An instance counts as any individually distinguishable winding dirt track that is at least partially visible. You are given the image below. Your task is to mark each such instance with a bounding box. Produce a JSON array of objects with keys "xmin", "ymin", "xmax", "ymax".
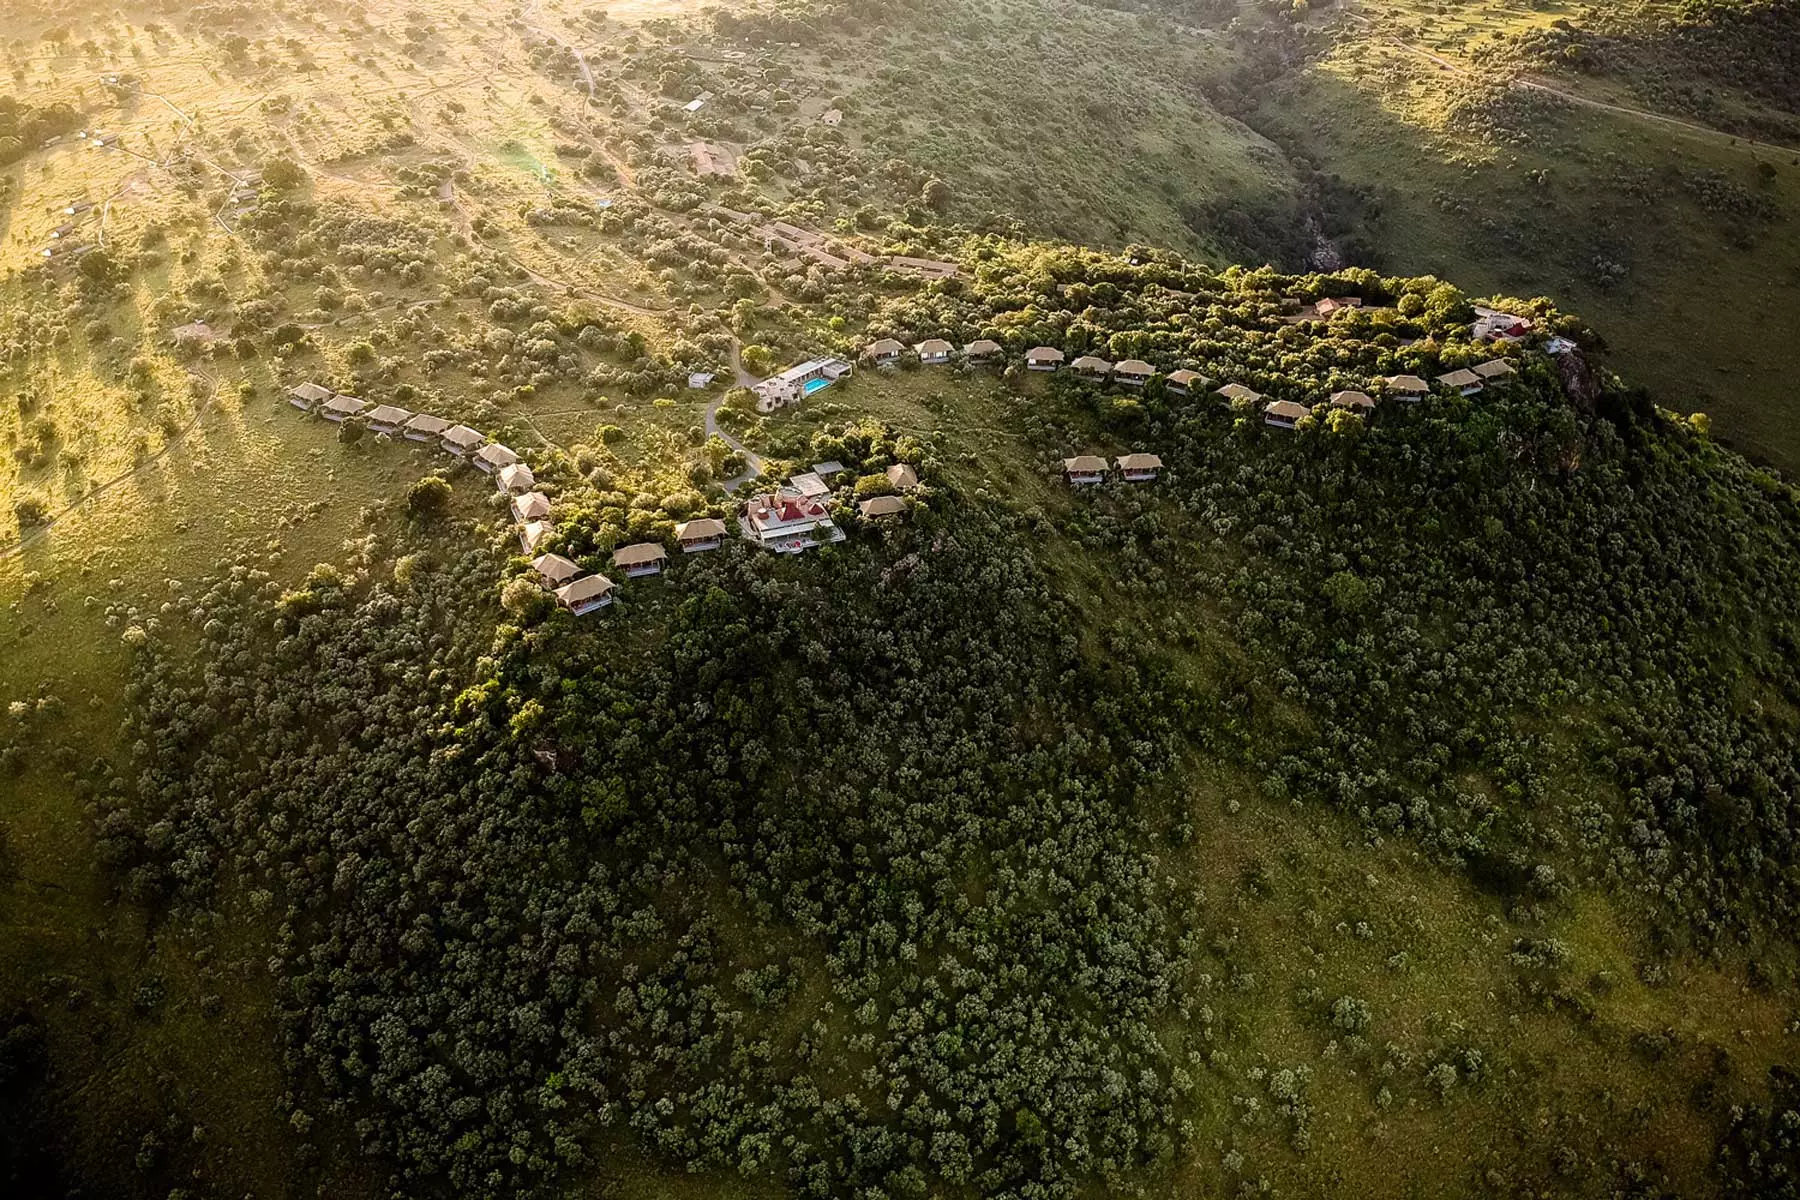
[
  {"xmin": 703, "ymin": 341, "xmax": 767, "ymax": 493},
  {"xmin": 1344, "ymin": 9, "xmax": 1799, "ymax": 157}
]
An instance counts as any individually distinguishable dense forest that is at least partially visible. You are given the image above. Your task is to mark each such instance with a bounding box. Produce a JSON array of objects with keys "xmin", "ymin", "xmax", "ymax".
[{"xmin": 96, "ymin": 502, "xmax": 1197, "ymax": 1197}]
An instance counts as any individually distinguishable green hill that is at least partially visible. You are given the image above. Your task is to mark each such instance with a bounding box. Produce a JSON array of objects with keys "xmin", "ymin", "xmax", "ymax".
[{"xmin": 0, "ymin": 2, "xmax": 1797, "ymax": 1198}]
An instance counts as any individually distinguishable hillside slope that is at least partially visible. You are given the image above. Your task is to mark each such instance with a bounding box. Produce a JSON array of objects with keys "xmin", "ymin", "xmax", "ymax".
[{"xmin": 0, "ymin": 2, "xmax": 1796, "ymax": 1198}]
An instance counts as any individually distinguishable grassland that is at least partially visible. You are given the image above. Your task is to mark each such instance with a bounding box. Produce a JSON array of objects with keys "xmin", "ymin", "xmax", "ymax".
[{"xmin": 0, "ymin": 0, "xmax": 1795, "ymax": 1196}]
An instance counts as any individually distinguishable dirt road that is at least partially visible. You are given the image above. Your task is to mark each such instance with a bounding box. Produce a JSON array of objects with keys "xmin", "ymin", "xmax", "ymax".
[{"xmin": 1344, "ymin": 10, "xmax": 1798, "ymax": 158}]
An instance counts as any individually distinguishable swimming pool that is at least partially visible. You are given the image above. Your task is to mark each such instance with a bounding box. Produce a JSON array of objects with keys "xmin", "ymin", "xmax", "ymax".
[{"xmin": 803, "ymin": 377, "xmax": 833, "ymax": 395}]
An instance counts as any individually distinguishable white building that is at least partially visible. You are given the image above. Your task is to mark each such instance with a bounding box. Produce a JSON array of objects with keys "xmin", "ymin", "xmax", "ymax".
[
  {"xmin": 739, "ymin": 489, "xmax": 846, "ymax": 554},
  {"xmin": 753, "ymin": 357, "xmax": 854, "ymax": 413}
]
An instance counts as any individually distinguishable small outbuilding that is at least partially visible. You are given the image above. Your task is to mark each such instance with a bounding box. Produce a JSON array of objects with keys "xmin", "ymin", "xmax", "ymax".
[
  {"xmin": 1025, "ymin": 347, "xmax": 1065, "ymax": 372},
  {"xmin": 1313, "ymin": 297, "xmax": 1364, "ymax": 318},
  {"xmin": 1166, "ymin": 369, "xmax": 1208, "ymax": 396},
  {"xmin": 365, "ymin": 404, "xmax": 414, "ymax": 434},
  {"xmin": 1112, "ymin": 360, "xmax": 1156, "ymax": 388},
  {"xmin": 497, "ymin": 462, "xmax": 537, "ymax": 494},
  {"xmin": 788, "ymin": 471, "xmax": 830, "ymax": 499},
  {"xmin": 676, "ymin": 518, "xmax": 727, "ymax": 552},
  {"xmin": 859, "ymin": 495, "xmax": 908, "ymax": 521},
  {"xmin": 1473, "ymin": 359, "xmax": 1517, "ymax": 383},
  {"xmin": 442, "ymin": 425, "xmax": 486, "ymax": 457},
  {"xmin": 474, "ymin": 443, "xmax": 519, "ymax": 474},
  {"xmin": 321, "ymin": 394, "xmax": 368, "ymax": 422},
  {"xmin": 613, "ymin": 542, "xmax": 669, "ymax": 578},
  {"xmin": 1115, "ymin": 453, "xmax": 1163, "ymax": 482},
  {"xmin": 1263, "ymin": 399, "xmax": 1313, "ymax": 430},
  {"xmin": 1383, "ymin": 375, "xmax": 1431, "ymax": 403},
  {"xmin": 532, "ymin": 553, "xmax": 582, "ymax": 586},
  {"xmin": 1329, "ymin": 390, "xmax": 1375, "ymax": 412},
  {"xmin": 288, "ymin": 381, "xmax": 332, "ymax": 411},
  {"xmin": 964, "ymin": 339, "xmax": 1002, "ymax": 363},
  {"xmin": 1437, "ymin": 369, "xmax": 1484, "ymax": 396},
  {"xmin": 1217, "ymin": 382, "xmax": 1264, "ymax": 405},
  {"xmin": 519, "ymin": 521, "xmax": 555, "ymax": 554},
  {"xmin": 555, "ymin": 574, "xmax": 616, "ymax": 615},
  {"xmin": 1071, "ymin": 355, "xmax": 1113, "ymax": 379},
  {"xmin": 511, "ymin": 491, "xmax": 552, "ymax": 523},
  {"xmin": 404, "ymin": 413, "xmax": 452, "ymax": 442},
  {"xmin": 1063, "ymin": 455, "xmax": 1108, "ymax": 486},
  {"xmin": 171, "ymin": 321, "xmax": 216, "ymax": 347},
  {"xmin": 914, "ymin": 338, "xmax": 954, "ymax": 365},
  {"xmin": 885, "ymin": 463, "xmax": 919, "ymax": 491},
  {"xmin": 864, "ymin": 338, "xmax": 906, "ymax": 364}
]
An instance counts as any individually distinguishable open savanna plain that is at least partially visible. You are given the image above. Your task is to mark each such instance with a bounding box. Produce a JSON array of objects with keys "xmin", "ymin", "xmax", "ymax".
[{"xmin": 0, "ymin": 1, "xmax": 1796, "ymax": 1198}]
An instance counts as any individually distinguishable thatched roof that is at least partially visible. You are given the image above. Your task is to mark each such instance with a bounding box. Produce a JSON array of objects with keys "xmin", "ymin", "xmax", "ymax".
[
  {"xmin": 288, "ymin": 381, "xmax": 332, "ymax": 404},
  {"xmin": 497, "ymin": 463, "xmax": 537, "ymax": 492},
  {"xmin": 556, "ymin": 575, "xmax": 615, "ymax": 605},
  {"xmin": 612, "ymin": 542, "xmax": 669, "ymax": 568},
  {"xmin": 677, "ymin": 518, "xmax": 727, "ymax": 540},
  {"xmin": 512, "ymin": 492, "xmax": 552, "ymax": 521},
  {"xmin": 323, "ymin": 395, "xmax": 368, "ymax": 416},
  {"xmin": 366, "ymin": 404, "xmax": 414, "ymax": 425},
  {"xmin": 532, "ymin": 553, "xmax": 582, "ymax": 585}
]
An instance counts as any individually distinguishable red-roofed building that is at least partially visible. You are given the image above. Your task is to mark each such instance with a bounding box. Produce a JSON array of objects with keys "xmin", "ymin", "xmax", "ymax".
[{"xmin": 740, "ymin": 489, "xmax": 847, "ymax": 554}]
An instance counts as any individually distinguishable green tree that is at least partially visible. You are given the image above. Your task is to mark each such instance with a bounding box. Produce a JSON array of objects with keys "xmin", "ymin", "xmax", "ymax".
[{"xmin": 406, "ymin": 475, "xmax": 453, "ymax": 522}]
